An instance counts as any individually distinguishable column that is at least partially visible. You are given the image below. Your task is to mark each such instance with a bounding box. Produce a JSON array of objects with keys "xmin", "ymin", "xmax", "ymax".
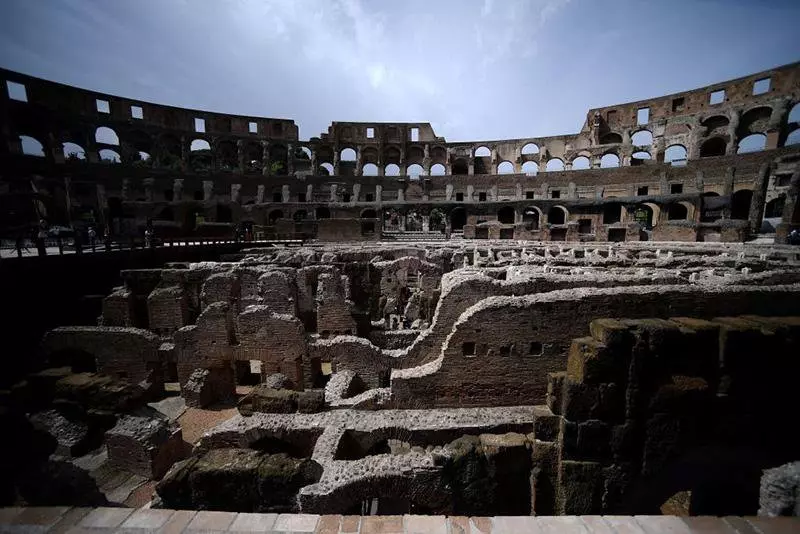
[
  {"xmin": 725, "ymin": 111, "xmax": 741, "ymax": 155},
  {"xmin": 180, "ymin": 135, "xmax": 189, "ymax": 171},
  {"xmin": 287, "ymin": 142, "xmax": 295, "ymax": 175},
  {"xmin": 236, "ymin": 139, "xmax": 245, "ymax": 173},
  {"xmin": 748, "ymin": 163, "xmax": 771, "ymax": 235},
  {"xmin": 262, "ymin": 140, "xmax": 270, "ymax": 176},
  {"xmin": 355, "ymin": 146, "xmax": 363, "ymax": 176},
  {"xmin": 333, "ymin": 149, "xmax": 340, "ymax": 175}
]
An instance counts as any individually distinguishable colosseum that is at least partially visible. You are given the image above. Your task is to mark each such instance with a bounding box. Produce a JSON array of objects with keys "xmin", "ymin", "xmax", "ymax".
[{"xmin": 1, "ymin": 60, "xmax": 799, "ymax": 532}]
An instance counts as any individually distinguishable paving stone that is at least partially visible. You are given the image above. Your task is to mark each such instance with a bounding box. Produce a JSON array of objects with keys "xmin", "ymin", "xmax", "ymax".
[
  {"xmin": 406, "ymin": 514, "xmax": 448, "ymax": 534},
  {"xmin": 78, "ymin": 507, "xmax": 134, "ymax": 528},
  {"xmin": 537, "ymin": 516, "xmax": 587, "ymax": 533},
  {"xmin": 470, "ymin": 517, "xmax": 493, "ymax": 534},
  {"xmin": 185, "ymin": 510, "xmax": 237, "ymax": 531},
  {"xmin": 447, "ymin": 516, "xmax": 470, "ymax": 534},
  {"xmin": 579, "ymin": 516, "xmax": 617, "ymax": 534},
  {"xmin": 273, "ymin": 513, "xmax": 320, "ymax": 533},
  {"xmin": 11, "ymin": 507, "xmax": 68, "ymax": 527},
  {"xmin": 744, "ymin": 517, "xmax": 800, "ymax": 534},
  {"xmin": 680, "ymin": 516, "xmax": 739, "ymax": 533},
  {"xmin": 340, "ymin": 515, "xmax": 361, "ymax": 533},
  {"xmin": 0, "ymin": 510, "xmax": 22, "ymax": 524},
  {"xmin": 361, "ymin": 515, "xmax": 404, "ymax": 534},
  {"xmin": 603, "ymin": 516, "xmax": 647, "ymax": 534},
  {"xmin": 635, "ymin": 515, "xmax": 692, "ymax": 534},
  {"xmin": 315, "ymin": 514, "xmax": 342, "ymax": 534},
  {"xmin": 229, "ymin": 512, "xmax": 278, "ymax": 532},
  {"xmin": 120, "ymin": 508, "xmax": 175, "ymax": 529},
  {"xmin": 47, "ymin": 507, "xmax": 93, "ymax": 534},
  {"xmin": 492, "ymin": 516, "xmax": 539, "ymax": 534},
  {"xmin": 158, "ymin": 510, "xmax": 196, "ymax": 534}
]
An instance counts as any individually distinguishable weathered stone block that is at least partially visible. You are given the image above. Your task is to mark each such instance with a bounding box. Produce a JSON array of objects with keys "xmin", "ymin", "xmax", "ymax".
[{"xmin": 105, "ymin": 415, "xmax": 187, "ymax": 479}]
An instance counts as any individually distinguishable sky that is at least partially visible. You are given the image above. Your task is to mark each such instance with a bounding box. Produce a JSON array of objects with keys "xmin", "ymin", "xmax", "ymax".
[{"xmin": 1, "ymin": 0, "xmax": 799, "ymax": 143}]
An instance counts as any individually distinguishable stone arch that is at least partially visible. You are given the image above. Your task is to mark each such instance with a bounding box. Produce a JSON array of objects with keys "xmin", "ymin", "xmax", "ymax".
[
  {"xmin": 545, "ymin": 158, "xmax": 564, "ymax": 172},
  {"xmin": 452, "ymin": 159, "xmax": 468, "ymax": 175},
  {"xmin": 631, "ymin": 130, "xmax": 653, "ymax": 146},
  {"xmin": 269, "ymin": 144, "xmax": 289, "ymax": 175},
  {"xmin": 700, "ymin": 137, "xmax": 726, "ymax": 158},
  {"xmin": 548, "ymin": 205, "xmax": 568, "ymax": 225},
  {"xmin": 497, "ymin": 161, "xmax": 514, "ymax": 174},
  {"xmin": 633, "ymin": 203, "xmax": 658, "ymax": 228},
  {"xmin": 18, "ymin": 135, "xmax": 44, "ymax": 157},
  {"xmin": 600, "ymin": 153, "xmax": 620, "ymax": 168},
  {"xmin": 430, "ymin": 163, "xmax": 446, "ymax": 175},
  {"xmin": 406, "ymin": 164, "xmax": 424, "ymax": 178},
  {"xmin": 522, "ymin": 161, "xmax": 539, "ymax": 175},
  {"xmin": 62, "ymin": 141, "xmax": 86, "ymax": 160},
  {"xmin": 731, "ymin": 189, "xmax": 753, "ymax": 220},
  {"xmin": 406, "ymin": 146, "xmax": 425, "ymax": 165},
  {"xmin": 571, "ymin": 156, "xmax": 590, "ymax": 170},
  {"xmin": 631, "ymin": 151, "xmax": 651, "ymax": 165},
  {"xmin": 319, "ymin": 162, "xmax": 334, "ymax": 175},
  {"xmin": 736, "ymin": 134, "xmax": 766, "ymax": 154},
  {"xmin": 522, "ymin": 206, "xmax": 541, "ymax": 229},
  {"xmin": 216, "ymin": 139, "xmax": 237, "ymax": 170},
  {"xmin": 99, "ymin": 149, "xmax": 121, "ymax": 163},
  {"xmin": 665, "ymin": 144, "xmax": 688, "ymax": 166},
  {"xmin": 785, "ymin": 129, "xmax": 800, "ymax": 147},
  {"xmin": 340, "ymin": 148, "xmax": 356, "ymax": 161},
  {"xmin": 521, "ymin": 143, "xmax": 539, "ymax": 155},
  {"xmin": 95, "ymin": 126, "xmax": 119, "ymax": 146},
  {"xmin": 738, "ymin": 106, "xmax": 772, "ymax": 136},
  {"xmin": 383, "ymin": 146, "xmax": 402, "ymax": 165},
  {"xmin": 789, "ymin": 102, "xmax": 800, "ymax": 124},
  {"xmin": 702, "ymin": 115, "xmax": 730, "ymax": 133},
  {"xmin": 600, "ymin": 132, "xmax": 623, "ymax": 144},
  {"xmin": 764, "ymin": 195, "xmax": 785, "ymax": 219},
  {"xmin": 385, "ymin": 163, "xmax": 400, "ymax": 176},
  {"xmin": 362, "ymin": 163, "xmax": 379, "ymax": 176},
  {"xmin": 474, "ymin": 146, "xmax": 490, "ymax": 157},
  {"xmin": 450, "ymin": 207, "xmax": 467, "ymax": 231},
  {"xmin": 430, "ymin": 145, "xmax": 447, "ymax": 165},
  {"xmin": 667, "ymin": 202, "xmax": 689, "ymax": 221},
  {"xmin": 497, "ymin": 206, "xmax": 515, "ymax": 224}
]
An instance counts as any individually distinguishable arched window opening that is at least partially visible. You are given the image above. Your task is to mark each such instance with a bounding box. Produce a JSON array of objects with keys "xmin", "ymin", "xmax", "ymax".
[
  {"xmin": 785, "ymin": 129, "xmax": 800, "ymax": 147},
  {"xmin": 546, "ymin": 159, "xmax": 564, "ymax": 172},
  {"xmin": 450, "ymin": 208, "xmax": 467, "ymax": 231},
  {"xmin": 665, "ymin": 145, "xmax": 688, "ymax": 166},
  {"xmin": 633, "ymin": 205, "xmax": 654, "ymax": 228},
  {"xmin": 631, "ymin": 151, "xmax": 651, "ymax": 166},
  {"xmin": 474, "ymin": 146, "xmax": 490, "ymax": 157},
  {"xmin": 138, "ymin": 151, "xmax": 151, "ymax": 161},
  {"xmin": 731, "ymin": 190, "xmax": 753, "ymax": 220},
  {"xmin": 406, "ymin": 164, "xmax": 424, "ymax": 178},
  {"xmin": 521, "ymin": 143, "xmax": 539, "ymax": 155},
  {"xmin": 190, "ymin": 139, "xmax": 212, "ymax": 172},
  {"xmin": 600, "ymin": 133, "xmax": 623, "ymax": 144},
  {"xmin": 243, "ymin": 142, "xmax": 263, "ymax": 173},
  {"xmin": 737, "ymin": 134, "xmax": 766, "ymax": 154},
  {"xmin": 764, "ymin": 196, "xmax": 785, "ymax": 219},
  {"xmin": 63, "ymin": 142, "xmax": 86, "ymax": 160},
  {"xmin": 319, "ymin": 162, "xmax": 334, "ymax": 176},
  {"xmin": 217, "ymin": 141, "xmax": 237, "ymax": 171},
  {"xmin": 497, "ymin": 161, "xmax": 514, "ymax": 174},
  {"xmin": 362, "ymin": 163, "xmax": 379, "ymax": 176},
  {"xmin": 631, "ymin": 130, "xmax": 653, "ymax": 146},
  {"xmin": 299, "ymin": 147, "xmax": 312, "ymax": 159},
  {"xmin": 700, "ymin": 137, "xmax": 726, "ymax": 158},
  {"xmin": 600, "ymin": 153, "xmax": 620, "ymax": 168},
  {"xmin": 452, "ymin": 159, "xmax": 468, "ymax": 175},
  {"xmin": 20, "ymin": 135, "xmax": 45, "ymax": 157},
  {"xmin": 522, "ymin": 208, "xmax": 540, "ymax": 229},
  {"xmin": 739, "ymin": 107, "xmax": 772, "ymax": 136},
  {"xmin": 603, "ymin": 204, "xmax": 622, "ymax": 224},
  {"xmin": 315, "ymin": 207, "xmax": 331, "ymax": 219},
  {"xmin": 99, "ymin": 149, "xmax": 121, "ymax": 163},
  {"xmin": 668, "ymin": 203, "xmax": 688, "ymax": 220},
  {"xmin": 571, "ymin": 156, "xmax": 590, "ymax": 170},
  {"xmin": 340, "ymin": 148, "xmax": 356, "ymax": 161},
  {"xmin": 548, "ymin": 206, "xmax": 566, "ymax": 225},
  {"xmin": 95, "ymin": 126, "xmax": 119, "ymax": 146},
  {"xmin": 497, "ymin": 206, "xmax": 515, "ymax": 224},
  {"xmin": 430, "ymin": 163, "xmax": 446, "ymax": 175},
  {"xmin": 190, "ymin": 139, "xmax": 211, "ymax": 151},
  {"xmin": 702, "ymin": 115, "xmax": 730, "ymax": 131},
  {"xmin": 269, "ymin": 144, "xmax": 289, "ymax": 175},
  {"xmin": 385, "ymin": 164, "xmax": 400, "ymax": 176},
  {"xmin": 522, "ymin": 161, "xmax": 539, "ymax": 175},
  {"xmin": 268, "ymin": 210, "xmax": 283, "ymax": 224},
  {"xmin": 788, "ymin": 103, "xmax": 800, "ymax": 124}
]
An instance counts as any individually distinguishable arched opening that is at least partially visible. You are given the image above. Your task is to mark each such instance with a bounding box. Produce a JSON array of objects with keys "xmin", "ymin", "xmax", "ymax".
[
  {"xmin": 521, "ymin": 143, "xmax": 539, "ymax": 155},
  {"xmin": 452, "ymin": 159, "xmax": 468, "ymax": 175},
  {"xmin": 138, "ymin": 151, "xmax": 151, "ymax": 162},
  {"xmin": 521, "ymin": 161, "xmax": 539, "ymax": 175},
  {"xmin": 600, "ymin": 133, "xmax": 623, "ymax": 144},
  {"xmin": 571, "ymin": 156, "xmax": 590, "ymax": 170},
  {"xmin": 665, "ymin": 145, "xmax": 688, "ymax": 166},
  {"xmin": 48, "ymin": 349, "xmax": 97, "ymax": 373},
  {"xmin": 20, "ymin": 135, "xmax": 45, "ymax": 157},
  {"xmin": 340, "ymin": 148, "xmax": 356, "ymax": 161},
  {"xmin": 269, "ymin": 144, "xmax": 289, "ymax": 175},
  {"xmin": 315, "ymin": 207, "xmax": 331, "ymax": 219},
  {"xmin": 632, "ymin": 205, "xmax": 654, "ymax": 229},
  {"xmin": 268, "ymin": 210, "xmax": 284, "ymax": 224},
  {"xmin": 319, "ymin": 162, "xmax": 334, "ymax": 176},
  {"xmin": 789, "ymin": 103, "xmax": 800, "ymax": 124},
  {"xmin": 497, "ymin": 206, "xmax": 515, "ymax": 224},
  {"xmin": 548, "ymin": 206, "xmax": 567, "ymax": 225},
  {"xmin": 522, "ymin": 207, "xmax": 540, "ymax": 229},
  {"xmin": 430, "ymin": 163, "xmax": 446, "ymax": 175},
  {"xmin": 299, "ymin": 146, "xmax": 312, "ymax": 159},
  {"xmin": 497, "ymin": 161, "xmax": 514, "ymax": 174},
  {"xmin": 731, "ymin": 190, "xmax": 753, "ymax": 220},
  {"xmin": 600, "ymin": 153, "xmax": 620, "ymax": 168},
  {"xmin": 216, "ymin": 140, "xmax": 237, "ymax": 171},
  {"xmin": 785, "ymin": 129, "xmax": 800, "ymax": 146},
  {"xmin": 546, "ymin": 159, "xmax": 564, "ymax": 172},
  {"xmin": 668, "ymin": 203, "xmax": 688, "ymax": 220},
  {"xmin": 737, "ymin": 134, "xmax": 766, "ymax": 154},
  {"xmin": 450, "ymin": 208, "xmax": 467, "ymax": 231},
  {"xmin": 189, "ymin": 139, "xmax": 212, "ymax": 171},
  {"xmin": 474, "ymin": 146, "xmax": 490, "ymax": 157},
  {"xmin": 63, "ymin": 142, "xmax": 86, "ymax": 161},
  {"xmin": 700, "ymin": 192, "xmax": 723, "ymax": 223},
  {"xmin": 764, "ymin": 195, "xmax": 785, "ymax": 219},
  {"xmin": 702, "ymin": 115, "xmax": 730, "ymax": 132},
  {"xmin": 95, "ymin": 126, "xmax": 119, "ymax": 146},
  {"xmin": 360, "ymin": 208, "xmax": 377, "ymax": 235},
  {"xmin": 406, "ymin": 164, "xmax": 424, "ymax": 178},
  {"xmin": 385, "ymin": 164, "xmax": 400, "ymax": 176},
  {"xmin": 631, "ymin": 130, "xmax": 653, "ymax": 146},
  {"xmin": 603, "ymin": 204, "xmax": 622, "ymax": 224},
  {"xmin": 293, "ymin": 210, "xmax": 308, "ymax": 222},
  {"xmin": 700, "ymin": 137, "xmax": 726, "ymax": 158},
  {"xmin": 98, "ymin": 149, "xmax": 121, "ymax": 163},
  {"xmin": 631, "ymin": 151, "xmax": 651, "ymax": 166},
  {"xmin": 244, "ymin": 142, "xmax": 263, "ymax": 173},
  {"xmin": 362, "ymin": 163, "xmax": 379, "ymax": 176},
  {"xmin": 739, "ymin": 107, "xmax": 772, "ymax": 137}
]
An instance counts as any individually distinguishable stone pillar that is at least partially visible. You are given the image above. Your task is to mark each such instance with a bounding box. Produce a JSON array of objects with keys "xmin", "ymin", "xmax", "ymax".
[
  {"xmin": 422, "ymin": 215, "xmax": 430, "ymax": 232},
  {"xmin": 256, "ymin": 185, "xmax": 265, "ymax": 204},
  {"xmin": 143, "ymin": 178, "xmax": 155, "ymax": 202},
  {"xmin": 466, "ymin": 184, "xmax": 474, "ymax": 202},
  {"xmin": 333, "ymin": 150, "xmax": 340, "ymax": 176},
  {"xmin": 173, "ymin": 179, "xmax": 183, "ymax": 201},
  {"xmin": 306, "ymin": 184, "xmax": 313, "ymax": 203},
  {"xmin": 49, "ymin": 134, "xmax": 65, "ymax": 164},
  {"xmin": 375, "ymin": 184, "xmax": 383, "ymax": 203},
  {"xmin": 121, "ymin": 179, "xmax": 130, "ymax": 201},
  {"xmin": 352, "ymin": 183, "xmax": 361, "ymax": 203},
  {"xmin": 398, "ymin": 188, "xmax": 405, "ymax": 202},
  {"xmin": 330, "ymin": 183, "xmax": 338, "ymax": 202},
  {"xmin": 468, "ymin": 161, "xmax": 475, "ymax": 175},
  {"xmin": 766, "ymin": 99, "xmax": 789, "ymax": 150},
  {"xmin": 180, "ymin": 136, "xmax": 189, "ymax": 171},
  {"xmin": 262, "ymin": 141, "xmax": 270, "ymax": 176},
  {"xmin": 355, "ymin": 146, "xmax": 363, "ymax": 176},
  {"xmin": 310, "ymin": 153, "xmax": 317, "ymax": 175},
  {"xmin": 748, "ymin": 163, "xmax": 771, "ymax": 235},
  {"xmin": 202, "ymin": 180, "xmax": 213, "ymax": 202},
  {"xmin": 231, "ymin": 184, "xmax": 241, "ymax": 204},
  {"xmin": 282, "ymin": 184, "xmax": 290, "ymax": 203},
  {"xmin": 236, "ymin": 139, "xmax": 245, "ymax": 173},
  {"xmin": 287, "ymin": 142, "xmax": 295, "ymax": 175},
  {"xmin": 726, "ymin": 111, "xmax": 741, "ymax": 155}
]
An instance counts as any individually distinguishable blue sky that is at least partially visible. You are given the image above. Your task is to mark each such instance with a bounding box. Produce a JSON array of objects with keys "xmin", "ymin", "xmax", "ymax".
[{"xmin": 1, "ymin": 0, "xmax": 798, "ymax": 142}]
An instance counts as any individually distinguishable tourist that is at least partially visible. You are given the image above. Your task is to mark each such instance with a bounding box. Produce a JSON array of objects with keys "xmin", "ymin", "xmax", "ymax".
[
  {"xmin": 35, "ymin": 219, "xmax": 48, "ymax": 256},
  {"xmin": 789, "ymin": 228, "xmax": 800, "ymax": 246},
  {"xmin": 87, "ymin": 226, "xmax": 97, "ymax": 252}
]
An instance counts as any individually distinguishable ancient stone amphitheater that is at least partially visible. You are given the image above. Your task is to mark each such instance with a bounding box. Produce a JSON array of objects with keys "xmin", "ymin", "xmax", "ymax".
[{"xmin": 1, "ymin": 63, "xmax": 799, "ymax": 532}]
